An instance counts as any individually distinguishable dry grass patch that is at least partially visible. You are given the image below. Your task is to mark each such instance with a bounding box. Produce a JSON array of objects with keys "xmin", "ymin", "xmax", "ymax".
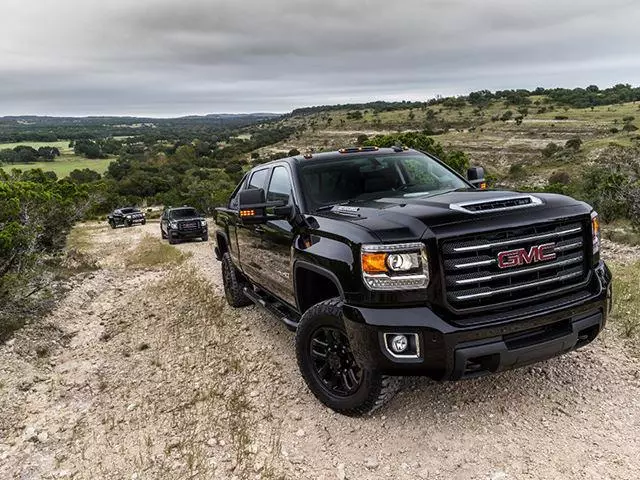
[
  {"xmin": 611, "ymin": 261, "xmax": 640, "ymax": 342},
  {"xmin": 125, "ymin": 235, "xmax": 191, "ymax": 269}
]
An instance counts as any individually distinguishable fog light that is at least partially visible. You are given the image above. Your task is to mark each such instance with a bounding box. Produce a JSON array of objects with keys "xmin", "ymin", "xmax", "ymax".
[{"xmin": 390, "ymin": 335, "xmax": 408, "ymax": 353}]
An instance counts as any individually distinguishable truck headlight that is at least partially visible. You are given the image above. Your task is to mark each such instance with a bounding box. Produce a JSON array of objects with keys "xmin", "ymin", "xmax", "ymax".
[
  {"xmin": 169, "ymin": 221, "xmax": 178, "ymax": 229},
  {"xmin": 201, "ymin": 219, "xmax": 207, "ymax": 227},
  {"xmin": 591, "ymin": 211, "xmax": 600, "ymax": 254},
  {"xmin": 361, "ymin": 243, "xmax": 429, "ymax": 291},
  {"xmin": 126, "ymin": 215, "xmax": 132, "ymax": 219}
]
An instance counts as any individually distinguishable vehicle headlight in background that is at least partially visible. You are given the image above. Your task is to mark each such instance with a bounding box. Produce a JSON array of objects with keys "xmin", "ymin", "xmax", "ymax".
[
  {"xmin": 201, "ymin": 219, "xmax": 208, "ymax": 227},
  {"xmin": 169, "ymin": 221, "xmax": 178, "ymax": 229},
  {"xmin": 591, "ymin": 211, "xmax": 600, "ymax": 254},
  {"xmin": 361, "ymin": 243, "xmax": 429, "ymax": 291},
  {"xmin": 126, "ymin": 215, "xmax": 132, "ymax": 219}
]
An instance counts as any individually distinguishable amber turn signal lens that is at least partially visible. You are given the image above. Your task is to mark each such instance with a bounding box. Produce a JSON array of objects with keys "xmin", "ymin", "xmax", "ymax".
[
  {"xmin": 361, "ymin": 252, "xmax": 388, "ymax": 274},
  {"xmin": 591, "ymin": 215, "xmax": 600, "ymax": 236},
  {"xmin": 240, "ymin": 209, "xmax": 255, "ymax": 217},
  {"xmin": 479, "ymin": 182, "xmax": 487, "ymax": 190}
]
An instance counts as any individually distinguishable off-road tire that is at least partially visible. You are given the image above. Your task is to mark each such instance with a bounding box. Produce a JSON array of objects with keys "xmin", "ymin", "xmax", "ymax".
[
  {"xmin": 168, "ymin": 230, "xmax": 178, "ymax": 244},
  {"xmin": 161, "ymin": 228, "xmax": 167, "ymax": 239},
  {"xmin": 295, "ymin": 297, "xmax": 400, "ymax": 416},
  {"xmin": 202, "ymin": 233, "xmax": 209, "ymax": 242},
  {"xmin": 142, "ymin": 219, "xmax": 146, "ymax": 225},
  {"xmin": 125, "ymin": 219, "xmax": 133, "ymax": 227},
  {"xmin": 221, "ymin": 252, "xmax": 252, "ymax": 307},
  {"xmin": 109, "ymin": 220, "xmax": 116, "ymax": 229}
]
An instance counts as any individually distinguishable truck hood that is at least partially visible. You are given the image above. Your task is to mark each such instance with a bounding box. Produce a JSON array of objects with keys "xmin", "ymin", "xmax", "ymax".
[{"xmin": 314, "ymin": 189, "xmax": 591, "ymax": 242}]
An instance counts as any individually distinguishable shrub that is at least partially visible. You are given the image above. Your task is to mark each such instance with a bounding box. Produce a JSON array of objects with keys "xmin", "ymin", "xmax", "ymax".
[
  {"xmin": 548, "ymin": 171, "xmax": 571, "ymax": 185},
  {"xmin": 542, "ymin": 142, "xmax": 561, "ymax": 158},
  {"xmin": 508, "ymin": 164, "xmax": 526, "ymax": 180},
  {"xmin": 565, "ymin": 137, "xmax": 582, "ymax": 151}
]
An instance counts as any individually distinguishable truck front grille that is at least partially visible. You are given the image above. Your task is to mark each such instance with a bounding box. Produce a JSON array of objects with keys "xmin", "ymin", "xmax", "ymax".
[
  {"xmin": 441, "ymin": 221, "xmax": 589, "ymax": 312},
  {"xmin": 179, "ymin": 221, "xmax": 200, "ymax": 231}
]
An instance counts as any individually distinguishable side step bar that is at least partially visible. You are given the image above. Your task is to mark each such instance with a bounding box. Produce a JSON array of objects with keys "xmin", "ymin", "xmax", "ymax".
[{"xmin": 242, "ymin": 286, "xmax": 299, "ymax": 331}]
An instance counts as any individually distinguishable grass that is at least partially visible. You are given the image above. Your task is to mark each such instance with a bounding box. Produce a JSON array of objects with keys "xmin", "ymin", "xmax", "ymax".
[
  {"xmin": 611, "ymin": 261, "xmax": 640, "ymax": 341},
  {"xmin": 0, "ymin": 140, "xmax": 113, "ymax": 177},
  {"xmin": 4, "ymin": 156, "xmax": 113, "ymax": 177},
  {"xmin": 0, "ymin": 140, "xmax": 72, "ymax": 153},
  {"xmin": 124, "ymin": 235, "xmax": 191, "ymax": 269}
]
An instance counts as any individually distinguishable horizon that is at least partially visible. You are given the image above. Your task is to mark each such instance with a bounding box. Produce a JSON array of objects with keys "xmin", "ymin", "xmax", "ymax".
[{"xmin": 2, "ymin": 81, "xmax": 638, "ymax": 119}]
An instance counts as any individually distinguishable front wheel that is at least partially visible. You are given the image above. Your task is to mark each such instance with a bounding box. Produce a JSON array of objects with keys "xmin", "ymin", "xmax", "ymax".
[
  {"xmin": 221, "ymin": 253, "xmax": 252, "ymax": 307},
  {"xmin": 202, "ymin": 233, "xmax": 209, "ymax": 242},
  {"xmin": 295, "ymin": 298, "xmax": 400, "ymax": 416},
  {"xmin": 109, "ymin": 220, "xmax": 116, "ymax": 229},
  {"xmin": 125, "ymin": 219, "xmax": 132, "ymax": 227}
]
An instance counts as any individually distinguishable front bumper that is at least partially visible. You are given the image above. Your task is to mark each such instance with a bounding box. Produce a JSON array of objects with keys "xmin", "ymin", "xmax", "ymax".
[
  {"xmin": 343, "ymin": 262, "xmax": 612, "ymax": 380},
  {"xmin": 170, "ymin": 227, "xmax": 207, "ymax": 239}
]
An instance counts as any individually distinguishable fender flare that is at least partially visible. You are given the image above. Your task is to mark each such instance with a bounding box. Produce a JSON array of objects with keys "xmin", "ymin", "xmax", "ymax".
[{"xmin": 293, "ymin": 260, "xmax": 345, "ymax": 311}]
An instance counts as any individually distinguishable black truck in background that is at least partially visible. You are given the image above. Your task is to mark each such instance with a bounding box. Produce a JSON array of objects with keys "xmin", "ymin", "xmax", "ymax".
[{"xmin": 214, "ymin": 146, "xmax": 612, "ymax": 415}]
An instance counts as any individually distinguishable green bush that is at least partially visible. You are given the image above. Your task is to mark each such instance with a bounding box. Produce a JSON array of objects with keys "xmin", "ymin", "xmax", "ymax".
[{"xmin": 0, "ymin": 169, "xmax": 93, "ymax": 339}]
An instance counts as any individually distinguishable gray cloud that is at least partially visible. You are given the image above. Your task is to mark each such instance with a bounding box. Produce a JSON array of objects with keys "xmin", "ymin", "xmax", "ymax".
[{"xmin": 1, "ymin": 0, "xmax": 639, "ymax": 115}]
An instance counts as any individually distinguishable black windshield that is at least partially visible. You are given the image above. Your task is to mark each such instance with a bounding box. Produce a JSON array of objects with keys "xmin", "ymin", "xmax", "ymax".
[
  {"xmin": 170, "ymin": 208, "xmax": 198, "ymax": 219},
  {"xmin": 299, "ymin": 153, "xmax": 468, "ymax": 211}
]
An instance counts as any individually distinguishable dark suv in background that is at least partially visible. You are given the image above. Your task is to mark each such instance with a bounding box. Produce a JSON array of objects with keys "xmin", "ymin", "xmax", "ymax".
[{"xmin": 161, "ymin": 206, "xmax": 208, "ymax": 244}]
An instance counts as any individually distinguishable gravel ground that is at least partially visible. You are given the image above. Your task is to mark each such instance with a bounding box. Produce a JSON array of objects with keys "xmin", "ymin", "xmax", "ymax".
[{"xmin": 1, "ymin": 221, "xmax": 639, "ymax": 480}]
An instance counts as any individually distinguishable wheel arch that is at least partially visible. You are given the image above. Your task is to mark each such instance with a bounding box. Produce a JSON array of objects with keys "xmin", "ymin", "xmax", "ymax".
[
  {"xmin": 294, "ymin": 261, "xmax": 345, "ymax": 314},
  {"xmin": 215, "ymin": 231, "xmax": 229, "ymax": 261}
]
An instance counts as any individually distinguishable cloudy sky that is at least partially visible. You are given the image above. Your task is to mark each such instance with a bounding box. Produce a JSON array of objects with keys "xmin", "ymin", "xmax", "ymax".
[{"xmin": 2, "ymin": 0, "xmax": 640, "ymax": 116}]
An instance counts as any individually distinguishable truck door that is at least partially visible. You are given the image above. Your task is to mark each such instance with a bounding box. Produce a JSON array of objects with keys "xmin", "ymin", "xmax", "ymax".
[
  {"xmin": 236, "ymin": 167, "xmax": 271, "ymax": 285},
  {"xmin": 260, "ymin": 165, "xmax": 297, "ymax": 308}
]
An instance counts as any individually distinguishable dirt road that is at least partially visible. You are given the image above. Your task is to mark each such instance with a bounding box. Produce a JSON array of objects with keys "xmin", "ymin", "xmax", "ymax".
[{"xmin": 1, "ymin": 222, "xmax": 639, "ymax": 480}]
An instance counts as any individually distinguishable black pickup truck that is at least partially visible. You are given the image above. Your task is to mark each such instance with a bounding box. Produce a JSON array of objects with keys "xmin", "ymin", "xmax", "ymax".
[
  {"xmin": 160, "ymin": 206, "xmax": 208, "ymax": 244},
  {"xmin": 214, "ymin": 146, "xmax": 612, "ymax": 415},
  {"xmin": 108, "ymin": 207, "xmax": 146, "ymax": 228}
]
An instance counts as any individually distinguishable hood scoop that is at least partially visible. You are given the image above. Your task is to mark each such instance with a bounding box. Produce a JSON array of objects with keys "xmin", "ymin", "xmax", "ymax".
[{"xmin": 449, "ymin": 195, "xmax": 543, "ymax": 214}]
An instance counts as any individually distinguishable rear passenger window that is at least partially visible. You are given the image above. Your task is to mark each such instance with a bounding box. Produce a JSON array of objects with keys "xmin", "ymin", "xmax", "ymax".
[
  {"xmin": 267, "ymin": 166, "xmax": 292, "ymax": 203},
  {"xmin": 248, "ymin": 169, "xmax": 269, "ymax": 190}
]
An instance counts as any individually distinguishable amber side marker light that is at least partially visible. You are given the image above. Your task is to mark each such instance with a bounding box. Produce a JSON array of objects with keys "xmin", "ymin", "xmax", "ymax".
[
  {"xmin": 240, "ymin": 209, "xmax": 256, "ymax": 217},
  {"xmin": 361, "ymin": 252, "xmax": 388, "ymax": 274},
  {"xmin": 479, "ymin": 182, "xmax": 488, "ymax": 190}
]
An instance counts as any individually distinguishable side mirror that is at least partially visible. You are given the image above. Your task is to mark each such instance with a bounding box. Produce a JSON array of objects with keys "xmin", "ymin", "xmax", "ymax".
[
  {"xmin": 467, "ymin": 166, "xmax": 487, "ymax": 189},
  {"xmin": 238, "ymin": 188, "xmax": 291, "ymax": 224}
]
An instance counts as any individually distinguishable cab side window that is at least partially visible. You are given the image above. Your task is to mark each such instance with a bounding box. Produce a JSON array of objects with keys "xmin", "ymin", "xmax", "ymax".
[
  {"xmin": 267, "ymin": 166, "xmax": 293, "ymax": 204},
  {"xmin": 248, "ymin": 169, "xmax": 269, "ymax": 190}
]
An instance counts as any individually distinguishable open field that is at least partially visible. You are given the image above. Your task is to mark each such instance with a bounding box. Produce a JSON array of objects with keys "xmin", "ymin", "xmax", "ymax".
[
  {"xmin": 2, "ymin": 156, "xmax": 113, "ymax": 177},
  {"xmin": 0, "ymin": 140, "xmax": 113, "ymax": 177},
  {"xmin": 1, "ymin": 222, "xmax": 639, "ymax": 480},
  {"xmin": 0, "ymin": 140, "xmax": 73, "ymax": 153}
]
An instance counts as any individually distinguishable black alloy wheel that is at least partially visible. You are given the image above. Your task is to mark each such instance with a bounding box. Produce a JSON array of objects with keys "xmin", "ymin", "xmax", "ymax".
[{"xmin": 309, "ymin": 326, "xmax": 363, "ymax": 396}]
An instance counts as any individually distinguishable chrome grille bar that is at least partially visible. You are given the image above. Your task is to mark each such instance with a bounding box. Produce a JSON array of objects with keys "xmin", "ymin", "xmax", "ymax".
[
  {"xmin": 452, "ymin": 254, "xmax": 584, "ymax": 286},
  {"xmin": 451, "ymin": 270, "xmax": 584, "ymax": 301},
  {"xmin": 452, "ymin": 226, "xmax": 582, "ymax": 253}
]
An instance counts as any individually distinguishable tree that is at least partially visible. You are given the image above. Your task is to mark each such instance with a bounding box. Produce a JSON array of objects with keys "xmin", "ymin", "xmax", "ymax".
[
  {"xmin": 69, "ymin": 168, "xmax": 101, "ymax": 184},
  {"xmin": 287, "ymin": 148, "xmax": 300, "ymax": 156}
]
